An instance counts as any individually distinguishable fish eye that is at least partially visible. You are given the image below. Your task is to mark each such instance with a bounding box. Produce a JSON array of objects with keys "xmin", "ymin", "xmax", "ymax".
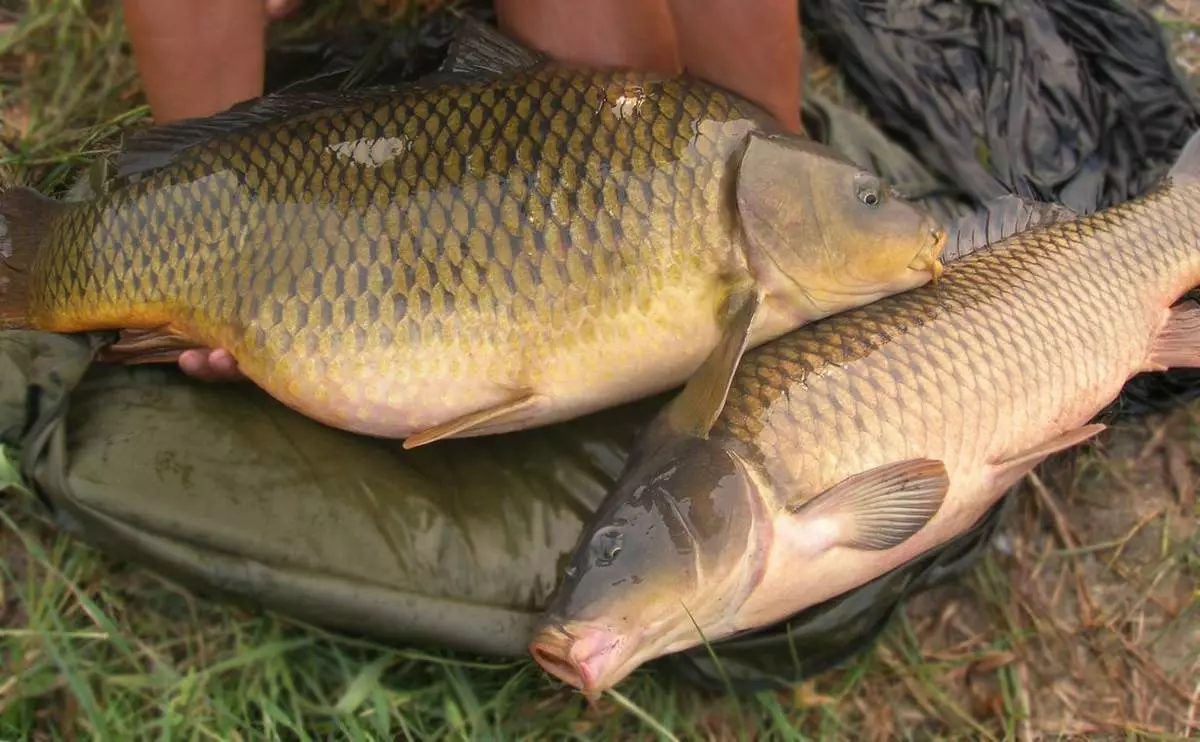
[
  {"xmin": 854, "ymin": 174, "xmax": 883, "ymax": 208},
  {"xmin": 590, "ymin": 527, "xmax": 624, "ymax": 567}
]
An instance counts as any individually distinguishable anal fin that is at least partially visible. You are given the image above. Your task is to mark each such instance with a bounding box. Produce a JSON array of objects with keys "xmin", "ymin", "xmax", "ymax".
[
  {"xmin": 785, "ymin": 458, "xmax": 950, "ymax": 553},
  {"xmin": 402, "ymin": 392, "xmax": 546, "ymax": 450},
  {"xmin": 989, "ymin": 424, "xmax": 1107, "ymax": 490},
  {"xmin": 98, "ymin": 327, "xmax": 205, "ymax": 365},
  {"xmin": 1144, "ymin": 301, "xmax": 1200, "ymax": 372}
]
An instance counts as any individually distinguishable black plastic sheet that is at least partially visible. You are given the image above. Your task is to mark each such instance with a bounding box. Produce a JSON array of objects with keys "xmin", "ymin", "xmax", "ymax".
[{"xmin": 801, "ymin": 0, "xmax": 1200, "ymax": 212}]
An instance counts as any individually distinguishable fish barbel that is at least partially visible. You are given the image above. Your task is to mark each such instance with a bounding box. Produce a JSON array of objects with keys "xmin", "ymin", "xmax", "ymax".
[
  {"xmin": 0, "ymin": 22, "xmax": 944, "ymax": 448},
  {"xmin": 530, "ymin": 129, "xmax": 1200, "ymax": 697}
]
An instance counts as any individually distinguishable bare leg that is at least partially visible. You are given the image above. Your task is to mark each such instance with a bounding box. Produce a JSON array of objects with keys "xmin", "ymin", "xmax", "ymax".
[
  {"xmin": 122, "ymin": 0, "xmax": 269, "ymax": 124},
  {"xmin": 494, "ymin": 0, "xmax": 681, "ymax": 72},
  {"xmin": 668, "ymin": 0, "xmax": 803, "ymax": 132},
  {"xmin": 496, "ymin": 0, "xmax": 803, "ymax": 133}
]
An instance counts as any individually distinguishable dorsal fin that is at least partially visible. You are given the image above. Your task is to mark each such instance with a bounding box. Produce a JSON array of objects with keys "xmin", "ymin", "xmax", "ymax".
[
  {"xmin": 438, "ymin": 16, "xmax": 547, "ymax": 78},
  {"xmin": 1168, "ymin": 128, "xmax": 1200, "ymax": 185},
  {"xmin": 941, "ymin": 194, "xmax": 1079, "ymax": 262},
  {"xmin": 113, "ymin": 87, "xmax": 394, "ymax": 182}
]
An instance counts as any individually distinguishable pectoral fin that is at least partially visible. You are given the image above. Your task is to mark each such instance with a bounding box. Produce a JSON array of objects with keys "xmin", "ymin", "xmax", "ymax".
[
  {"xmin": 663, "ymin": 284, "xmax": 764, "ymax": 439},
  {"xmin": 989, "ymin": 424, "xmax": 1106, "ymax": 490},
  {"xmin": 785, "ymin": 459, "xmax": 950, "ymax": 553},
  {"xmin": 1144, "ymin": 301, "xmax": 1200, "ymax": 372},
  {"xmin": 402, "ymin": 392, "xmax": 545, "ymax": 449}
]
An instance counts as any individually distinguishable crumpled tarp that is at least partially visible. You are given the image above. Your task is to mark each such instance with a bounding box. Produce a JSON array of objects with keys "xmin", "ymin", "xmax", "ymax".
[{"xmin": 2, "ymin": 0, "xmax": 1194, "ymax": 693}]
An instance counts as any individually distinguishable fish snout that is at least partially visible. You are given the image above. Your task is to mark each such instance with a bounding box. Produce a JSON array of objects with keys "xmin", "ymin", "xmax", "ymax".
[
  {"xmin": 529, "ymin": 623, "xmax": 624, "ymax": 700},
  {"xmin": 909, "ymin": 224, "xmax": 947, "ymax": 281}
]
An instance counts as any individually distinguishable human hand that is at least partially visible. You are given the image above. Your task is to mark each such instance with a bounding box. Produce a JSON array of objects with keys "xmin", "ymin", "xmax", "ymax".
[{"xmin": 178, "ymin": 348, "xmax": 244, "ymax": 382}]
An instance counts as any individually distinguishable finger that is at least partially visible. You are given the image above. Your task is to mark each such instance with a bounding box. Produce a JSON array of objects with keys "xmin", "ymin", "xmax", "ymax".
[
  {"xmin": 206, "ymin": 349, "xmax": 245, "ymax": 380},
  {"xmin": 178, "ymin": 349, "xmax": 216, "ymax": 380},
  {"xmin": 178, "ymin": 349, "xmax": 240, "ymax": 382}
]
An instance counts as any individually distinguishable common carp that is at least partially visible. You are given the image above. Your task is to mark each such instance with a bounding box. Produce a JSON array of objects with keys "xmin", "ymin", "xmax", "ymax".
[
  {"xmin": 0, "ymin": 22, "xmax": 944, "ymax": 448},
  {"xmin": 529, "ymin": 129, "xmax": 1200, "ymax": 698}
]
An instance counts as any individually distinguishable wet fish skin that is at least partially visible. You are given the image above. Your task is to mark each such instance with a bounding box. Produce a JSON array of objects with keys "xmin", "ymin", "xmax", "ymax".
[
  {"xmin": 529, "ymin": 131, "xmax": 1200, "ymax": 698},
  {"xmin": 0, "ymin": 25, "xmax": 946, "ymax": 447}
]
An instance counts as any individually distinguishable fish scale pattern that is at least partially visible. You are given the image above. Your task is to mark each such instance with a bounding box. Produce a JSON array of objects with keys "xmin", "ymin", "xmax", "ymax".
[
  {"xmin": 22, "ymin": 67, "xmax": 770, "ymax": 433},
  {"xmin": 716, "ymin": 182, "xmax": 1200, "ymax": 504}
]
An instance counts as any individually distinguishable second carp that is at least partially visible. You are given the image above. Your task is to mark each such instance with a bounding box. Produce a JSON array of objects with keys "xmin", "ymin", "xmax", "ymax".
[{"xmin": 531, "ymin": 130, "xmax": 1200, "ymax": 698}]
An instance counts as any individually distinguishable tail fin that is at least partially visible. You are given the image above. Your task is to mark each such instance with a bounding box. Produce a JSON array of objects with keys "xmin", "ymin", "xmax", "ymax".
[
  {"xmin": 1168, "ymin": 128, "xmax": 1200, "ymax": 185},
  {"xmin": 0, "ymin": 186, "xmax": 64, "ymax": 330}
]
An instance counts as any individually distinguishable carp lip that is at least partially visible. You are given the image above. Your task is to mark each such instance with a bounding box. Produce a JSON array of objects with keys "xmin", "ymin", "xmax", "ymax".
[
  {"xmin": 904, "ymin": 224, "xmax": 948, "ymax": 282},
  {"xmin": 529, "ymin": 623, "xmax": 625, "ymax": 700}
]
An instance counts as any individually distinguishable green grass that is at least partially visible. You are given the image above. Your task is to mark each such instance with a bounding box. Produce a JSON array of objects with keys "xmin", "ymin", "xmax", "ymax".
[{"xmin": 1, "ymin": 1, "xmax": 1198, "ymax": 739}]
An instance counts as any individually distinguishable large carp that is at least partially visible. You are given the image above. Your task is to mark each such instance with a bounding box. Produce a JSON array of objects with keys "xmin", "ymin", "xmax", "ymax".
[
  {"xmin": 530, "ymin": 130, "xmax": 1200, "ymax": 698},
  {"xmin": 0, "ymin": 22, "xmax": 944, "ymax": 448}
]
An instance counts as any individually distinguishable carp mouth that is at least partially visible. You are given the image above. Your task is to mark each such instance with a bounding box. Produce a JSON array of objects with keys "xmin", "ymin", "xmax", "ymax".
[
  {"xmin": 911, "ymin": 225, "xmax": 948, "ymax": 281},
  {"xmin": 529, "ymin": 622, "xmax": 633, "ymax": 700}
]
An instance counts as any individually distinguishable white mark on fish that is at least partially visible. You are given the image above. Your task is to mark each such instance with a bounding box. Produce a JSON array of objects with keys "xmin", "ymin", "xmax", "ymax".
[
  {"xmin": 610, "ymin": 87, "xmax": 646, "ymax": 120},
  {"xmin": 328, "ymin": 136, "xmax": 410, "ymax": 167}
]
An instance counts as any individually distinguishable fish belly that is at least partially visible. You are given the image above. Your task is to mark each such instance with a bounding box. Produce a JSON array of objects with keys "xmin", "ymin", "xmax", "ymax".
[{"xmin": 228, "ymin": 281, "xmax": 728, "ymax": 439}]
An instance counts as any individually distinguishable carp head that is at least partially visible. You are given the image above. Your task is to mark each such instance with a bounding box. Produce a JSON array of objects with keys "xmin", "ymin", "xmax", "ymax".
[
  {"xmin": 735, "ymin": 131, "xmax": 946, "ymax": 324},
  {"xmin": 529, "ymin": 434, "xmax": 772, "ymax": 699}
]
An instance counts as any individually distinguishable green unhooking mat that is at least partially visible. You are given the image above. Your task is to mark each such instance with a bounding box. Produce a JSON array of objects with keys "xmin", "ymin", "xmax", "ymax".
[{"xmin": 0, "ymin": 329, "xmax": 1009, "ymax": 692}]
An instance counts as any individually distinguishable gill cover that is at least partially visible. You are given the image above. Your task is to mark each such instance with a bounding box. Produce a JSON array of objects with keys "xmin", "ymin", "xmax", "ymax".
[
  {"xmin": 734, "ymin": 131, "xmax": 943, "ymax": 302},
  {"xmin": 542, "ymin": 435, "xmax": 763, "ymax": 625}
]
